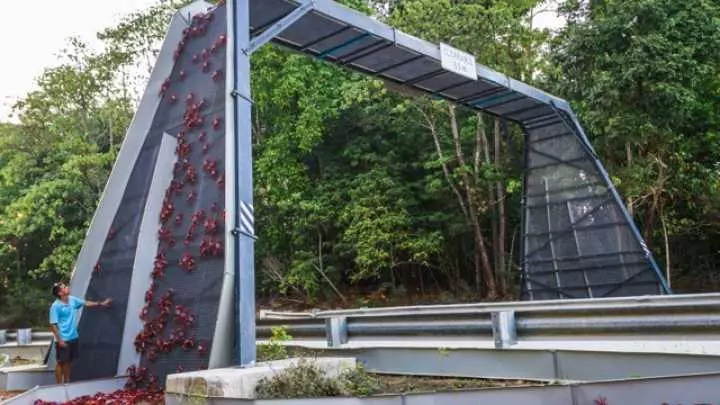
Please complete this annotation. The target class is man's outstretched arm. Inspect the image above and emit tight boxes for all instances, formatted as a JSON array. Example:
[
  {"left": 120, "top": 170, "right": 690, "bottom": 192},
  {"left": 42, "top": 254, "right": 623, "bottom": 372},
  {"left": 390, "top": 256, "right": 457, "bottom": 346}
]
[{"left": 84, "top": 298, "right": 112, "bottom": 308}]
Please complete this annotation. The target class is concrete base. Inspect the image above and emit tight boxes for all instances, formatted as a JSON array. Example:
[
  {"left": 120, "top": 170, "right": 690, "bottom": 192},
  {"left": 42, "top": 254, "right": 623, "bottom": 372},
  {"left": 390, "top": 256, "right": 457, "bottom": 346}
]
[
  {"left": 0, "top": 364, "right": 54, "bottom": 392},
  {"left": 0, "top": 343, "right": 49, "bottom": 362},
  {"left": 0, "top": 376, "right": 127, "bottom": 405},
  {"left": 166, "top": 357, "right": 356, "bottom": 401}
]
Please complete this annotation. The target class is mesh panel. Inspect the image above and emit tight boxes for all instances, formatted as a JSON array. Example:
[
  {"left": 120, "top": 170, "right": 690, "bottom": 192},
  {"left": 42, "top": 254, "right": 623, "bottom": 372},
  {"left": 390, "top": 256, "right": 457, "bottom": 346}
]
[
  {"left": 521, "top": 113, "right": 663, "bottom": 300},
  {"left": 137, "top": 5, "right": 228, "bottom": 385},
  {"left": 73, "top": 5, "right": 227, "bottom": 384},
  {"left": 72, "top": 139, "right": 161, "bottom": 381}
]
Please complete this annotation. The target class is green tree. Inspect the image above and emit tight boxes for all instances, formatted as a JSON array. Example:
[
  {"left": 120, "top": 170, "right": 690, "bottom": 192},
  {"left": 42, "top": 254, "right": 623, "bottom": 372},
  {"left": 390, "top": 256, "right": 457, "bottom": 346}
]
[
  {"left": 0, "top": 1, "right": 181, "bottom": 326},
  {"left": 374, "top": 0, "right": 548, "bottom": 297}
]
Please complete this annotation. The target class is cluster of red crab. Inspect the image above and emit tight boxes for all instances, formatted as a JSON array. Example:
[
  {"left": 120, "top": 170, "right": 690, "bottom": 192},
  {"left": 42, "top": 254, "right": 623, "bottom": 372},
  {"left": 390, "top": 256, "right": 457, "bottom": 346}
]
[
  {"left": 32, "top": 388, "right": 164, "bottom": 405},
  {"left": 134, "top": 289, "right": 203, "bottom": 362},
  {"left": 128, "top": 6, "right": 225, "bottom": 389},
  {"left": 160, "top": 11, "right": 227, "bottom": 96}
]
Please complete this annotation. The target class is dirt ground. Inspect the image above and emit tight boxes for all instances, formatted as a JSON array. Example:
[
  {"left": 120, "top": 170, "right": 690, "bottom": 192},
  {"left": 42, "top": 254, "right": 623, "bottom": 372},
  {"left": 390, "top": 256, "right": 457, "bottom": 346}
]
[
  {"left": 375, "top": 374, "right": 542, "bottom": 393},
  {"left": 0, "top": 357, "right": 36, "bottom": 401},
  {"left": 0, "top": 377, "right": 538, "bottom": 403},
  {"left": 8, "top": 357, "right": 37, "bottom": 366},
  {"left": 0, "top": 390, "right": 25, "bottom": 401}
]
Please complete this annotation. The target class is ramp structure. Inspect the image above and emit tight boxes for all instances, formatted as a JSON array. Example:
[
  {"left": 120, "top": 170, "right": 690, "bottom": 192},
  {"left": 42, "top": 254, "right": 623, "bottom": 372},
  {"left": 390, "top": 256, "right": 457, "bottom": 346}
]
[
  {"left": 62, "top": 0, "right": 671, "bottom": 384},
  {"left": 65, "top": 1, "right": 233, "bottom": 385}
]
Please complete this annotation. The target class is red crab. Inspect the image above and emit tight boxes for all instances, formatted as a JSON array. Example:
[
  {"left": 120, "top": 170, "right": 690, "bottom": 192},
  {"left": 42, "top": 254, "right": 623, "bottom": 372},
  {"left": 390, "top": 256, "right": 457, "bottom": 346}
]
[
  {"left": 200, "top": 238, "right": 223, "bottom": 257},
  {"left": 197, "top": 341, "right": 208, "bottom": 356},
  {"left": 204, "top": 217, "right": 219, "bottom": 235},
  {"left": 179, "top": 252, "right": 196, "bottom": 273},
  {"left": 192, "top": 209, "right": 207, "bottom": 225},
  {"left": 186, "top": 165, "right": 198, "bottom": 184},
  {"left": 159, "top": 78, "right": 171, "bottom": 94},
  {"left": 202, "top": 159, "right": 219, "bottom": 178},
  {"left": 160, "top": 199, "right": 174, "bottom": 223}
]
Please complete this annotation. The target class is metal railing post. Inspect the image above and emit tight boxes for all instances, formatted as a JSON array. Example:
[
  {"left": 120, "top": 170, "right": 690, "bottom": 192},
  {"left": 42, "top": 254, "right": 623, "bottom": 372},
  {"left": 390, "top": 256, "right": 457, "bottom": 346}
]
[
  {"left": 326, "top": 317, "right": 348, "bottom": 347},
  {"left": 492, "top": 311, "right": 517, "bottom": 349}
]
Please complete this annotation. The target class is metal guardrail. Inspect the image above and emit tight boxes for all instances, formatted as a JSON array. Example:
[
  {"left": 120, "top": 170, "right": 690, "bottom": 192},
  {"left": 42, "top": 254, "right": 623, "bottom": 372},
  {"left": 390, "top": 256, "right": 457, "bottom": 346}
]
[
  {"left": 5, "top": 293, "right": 720, "bottom": 404},
  {"left": 1, "top": 331, "right": 52, "bottom": 346},
  {"left": 259, "top": 292, "right": 720, "bottom": 318},
  {"left": 256, "top": 293, "right": 720, "bottom": 349},
  {"left": 7, "top": 293, "right": 720, "bottom": 350}
]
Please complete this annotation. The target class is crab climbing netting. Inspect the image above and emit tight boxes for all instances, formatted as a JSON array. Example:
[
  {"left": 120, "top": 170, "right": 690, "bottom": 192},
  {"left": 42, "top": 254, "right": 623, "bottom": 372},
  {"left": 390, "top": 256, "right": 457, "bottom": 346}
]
[
  {"left": 69, "top": 2, "right": 229, "bottom": 386},
  {"left": 520, "top": 114, "right": 666, "bottom": 299}
]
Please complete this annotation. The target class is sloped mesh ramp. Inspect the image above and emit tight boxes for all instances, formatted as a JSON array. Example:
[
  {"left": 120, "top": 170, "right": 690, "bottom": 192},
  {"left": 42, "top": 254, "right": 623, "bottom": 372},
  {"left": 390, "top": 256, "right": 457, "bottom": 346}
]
[
  {"left": 521, "top": 113, "right": 664, "bottom": 299},
  {"left": 64, "top": 1, "right": 229, "bottom": 384}
]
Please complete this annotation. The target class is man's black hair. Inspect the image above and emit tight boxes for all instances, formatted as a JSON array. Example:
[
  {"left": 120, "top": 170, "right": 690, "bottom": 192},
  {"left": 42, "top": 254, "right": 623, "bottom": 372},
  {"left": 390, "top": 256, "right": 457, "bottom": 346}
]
[{"left": 52, "top": 282, "right": 64, "bottom": 298}]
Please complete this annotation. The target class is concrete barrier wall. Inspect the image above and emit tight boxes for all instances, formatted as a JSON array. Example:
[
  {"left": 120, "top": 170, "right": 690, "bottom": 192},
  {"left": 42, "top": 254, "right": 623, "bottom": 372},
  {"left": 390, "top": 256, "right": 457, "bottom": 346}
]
[
  {"left": 0, "top": 377, "right": 126, "bottom": 405},
  {"left": 0, "top": 343, "right": 48, "bottom": 362},
  {"left": 5, "top": 361, "right": 720, "bottom": 405},
  {"left": 163, "top": 373, "right": 720, "bottom": 405}
]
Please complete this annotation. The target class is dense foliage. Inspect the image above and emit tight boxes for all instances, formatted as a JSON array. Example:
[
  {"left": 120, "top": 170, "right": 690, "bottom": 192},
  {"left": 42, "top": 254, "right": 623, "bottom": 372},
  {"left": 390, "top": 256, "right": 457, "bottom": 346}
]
[{"left": 0, "top": 0, "right": 718, "bottom": 326}]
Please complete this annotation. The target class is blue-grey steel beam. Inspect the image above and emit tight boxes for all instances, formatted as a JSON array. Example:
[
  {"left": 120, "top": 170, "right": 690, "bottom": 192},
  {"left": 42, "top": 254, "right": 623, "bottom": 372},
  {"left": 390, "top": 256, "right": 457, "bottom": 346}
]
[
  {"left": 231, "top": 0, "right": 257, "bottom": 366},
  {"left": 245, "top": 1, "right": 314, "bottom": 55}
]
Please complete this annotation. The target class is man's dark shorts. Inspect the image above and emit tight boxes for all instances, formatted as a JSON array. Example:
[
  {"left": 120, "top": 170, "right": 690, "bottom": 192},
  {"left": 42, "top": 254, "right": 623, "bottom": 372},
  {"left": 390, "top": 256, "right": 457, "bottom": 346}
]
[{"left": 55, "top": 339, "right": 79, "bottom": 364}]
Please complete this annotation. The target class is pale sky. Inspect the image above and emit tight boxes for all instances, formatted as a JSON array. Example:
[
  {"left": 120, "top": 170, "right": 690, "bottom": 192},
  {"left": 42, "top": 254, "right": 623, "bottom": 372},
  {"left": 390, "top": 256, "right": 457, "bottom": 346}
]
[
  {"left": 0, "top": 1, "right": 563, "bottom": 123},
  {"left": 0, "top": 0, "right": 157, "bottom": 122}
]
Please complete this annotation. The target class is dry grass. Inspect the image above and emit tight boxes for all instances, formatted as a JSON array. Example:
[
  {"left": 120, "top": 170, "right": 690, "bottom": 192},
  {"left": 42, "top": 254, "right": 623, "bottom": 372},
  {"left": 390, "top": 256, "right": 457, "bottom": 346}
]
[
  {"left": 0, "top": 390, "right": 25, "bottom": 401},
  {"left": 376, "top": 374, "right": 540, "bottom": 394},
  {"left": 255, "top": 358, "right": 543, "bottom": 400},
  {"left": 9, "top": 357, "right": 37, "bottom": 366}
]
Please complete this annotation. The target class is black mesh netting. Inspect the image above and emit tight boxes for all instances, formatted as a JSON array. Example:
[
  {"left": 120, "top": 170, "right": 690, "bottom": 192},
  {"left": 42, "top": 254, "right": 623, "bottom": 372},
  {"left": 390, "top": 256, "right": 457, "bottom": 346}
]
[
  {"left": 73, "top": 5, "right": 228, "bottom": 385},
  {"left": 521, "top": 114, "right": 664, "bottom": 300}
]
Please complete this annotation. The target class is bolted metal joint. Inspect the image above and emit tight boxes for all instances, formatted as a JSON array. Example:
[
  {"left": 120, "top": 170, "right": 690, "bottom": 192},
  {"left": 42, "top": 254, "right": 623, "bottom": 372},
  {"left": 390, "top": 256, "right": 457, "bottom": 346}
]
[
  {"left": 492, "top": 310, "right": 517, "bottom": 349},
  {"left": 325, "top": 316, "right": 348, "bottom": 348},
  {"left": 230, "top": 89, "right": 254, "bottom": 104}
]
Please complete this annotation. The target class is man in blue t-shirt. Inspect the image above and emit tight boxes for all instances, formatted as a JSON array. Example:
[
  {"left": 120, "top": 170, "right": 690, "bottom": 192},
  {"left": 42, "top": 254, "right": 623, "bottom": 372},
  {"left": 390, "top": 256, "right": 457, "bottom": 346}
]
[{"left": 49, "top": 281, "right": 112, "bottom": 384}]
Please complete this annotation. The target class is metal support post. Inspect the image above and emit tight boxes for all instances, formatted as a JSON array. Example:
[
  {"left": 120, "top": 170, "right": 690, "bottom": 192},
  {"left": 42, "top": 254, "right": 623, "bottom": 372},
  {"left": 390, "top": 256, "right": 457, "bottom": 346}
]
[
  {"left": 325, "top": 316, "right": 348, "bottom": 347},
  {"left": 230, "top": 0, "right": 256, "bottom": 366},
  {"left": 491, "top": 311, "right": 517, "bottom": 349},
  {"left": 520, "top": 130, "right": 532, "bottom": 300}
]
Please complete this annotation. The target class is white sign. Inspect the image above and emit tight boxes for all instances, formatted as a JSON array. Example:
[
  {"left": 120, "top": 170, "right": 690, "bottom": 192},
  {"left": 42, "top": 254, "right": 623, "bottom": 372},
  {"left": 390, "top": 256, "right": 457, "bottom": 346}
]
[{"left": 439, "top": 43, "right": 478, "bottom": 80}]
